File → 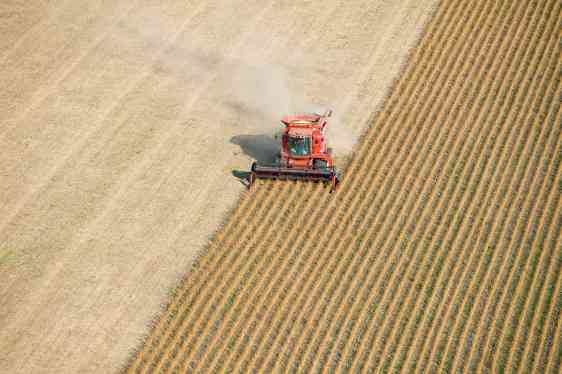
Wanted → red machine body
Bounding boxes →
[250,110,339,191]
[279,112,334,169]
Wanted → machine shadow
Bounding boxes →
[231,134,278,164]
[230,134,279,187]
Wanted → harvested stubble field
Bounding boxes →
[128,0,562,372]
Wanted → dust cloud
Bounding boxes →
[214,58,358,158]
[111,8,358,158]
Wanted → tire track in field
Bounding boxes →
[125,0,562,372]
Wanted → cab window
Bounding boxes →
[288,136,311,156]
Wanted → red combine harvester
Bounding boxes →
[249,110,340,191]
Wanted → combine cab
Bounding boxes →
[249,110,340,191]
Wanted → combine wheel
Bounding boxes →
[248,172,255,189]
[248,162,257,189]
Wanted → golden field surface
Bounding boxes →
[0,1,437,373]
[127,0,561,372]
